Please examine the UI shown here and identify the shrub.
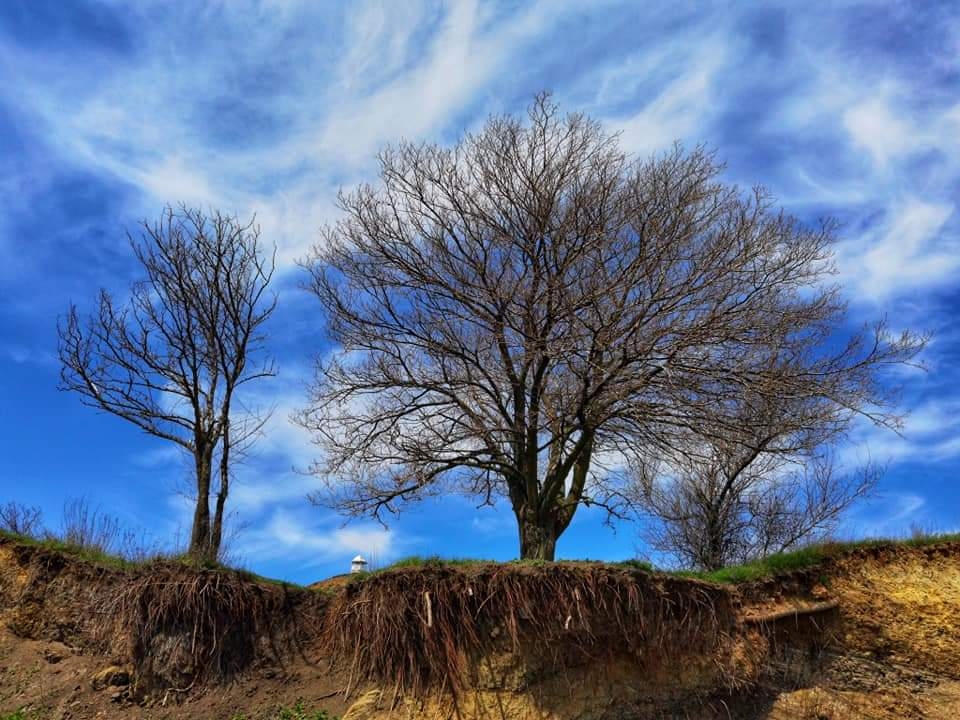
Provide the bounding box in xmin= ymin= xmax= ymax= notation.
xmin=0 ymin=502 xmax=43 ymax=537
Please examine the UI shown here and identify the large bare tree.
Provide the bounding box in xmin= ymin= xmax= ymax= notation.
xmin=59 ymin=206 xmax=276 ymax=563
xmin=629 ymin=372 xmax=881 ymax=570
xmin=297 ymin=95 xmax=924 ymax=560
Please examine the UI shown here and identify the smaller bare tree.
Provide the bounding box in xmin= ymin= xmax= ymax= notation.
xmin=58 ymin=206 xmax=276 ymax=563
xmin=630 ymin=379 xmax=880 ymax=571
xmin=0 ymin=502 xmax=44 ymax=538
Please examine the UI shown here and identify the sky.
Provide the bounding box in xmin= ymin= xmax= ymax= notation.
xmin=1 ymin=0 xmax=959 ymax=584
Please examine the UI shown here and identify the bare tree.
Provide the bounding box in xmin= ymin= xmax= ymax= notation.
xmin=629 ymin=380 xmax=880 ymax=570
xmin=297 ymin=95 xmax=924 ymax=560
xmin=0 ymin=501 xmax=43 ymax=538
xmin=59 ymin=206 xmax=276 ymax=563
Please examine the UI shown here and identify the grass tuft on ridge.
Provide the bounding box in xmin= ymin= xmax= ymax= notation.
xmin=0 ymin=529 xmax=301 ymax=589
xmin=675 ymin=532 xmax=960 ymax=583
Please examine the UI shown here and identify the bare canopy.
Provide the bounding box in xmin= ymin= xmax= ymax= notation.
xmin=630 ymin=369 xmax=882 ymax=571
xmin=58 ymin=206 xmax=276 ymax=563
xmin=298 ymin=95 xmax=924 ymax=561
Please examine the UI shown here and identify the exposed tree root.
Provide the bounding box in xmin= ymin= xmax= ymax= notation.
xmin=743 ymin=600 xmax=840 ymax=626
xmin=323 ymin=562 xmax=738 ymax=698
xmin=101 ymin=563 xmax=326 ymax=689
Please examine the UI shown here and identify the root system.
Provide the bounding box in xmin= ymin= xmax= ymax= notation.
xmin=323 ymin=562 xmax=737 ymax=697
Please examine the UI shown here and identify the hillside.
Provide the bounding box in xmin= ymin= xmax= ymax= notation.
xmin=2 ymin=536 xmax=960 ymax=719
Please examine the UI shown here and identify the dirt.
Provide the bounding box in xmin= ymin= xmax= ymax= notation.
xmin=742 ymin=544 xmax=960 ymax=719
xmin=0 ymin=626 xmax=355 ymax=719
xmin=830 ymin=547 xmax=960 ymax=677
xmin=3 ymin=539 xmax=960 ymax=719
xmin=0 ymin=541 xmax=356 ymax=719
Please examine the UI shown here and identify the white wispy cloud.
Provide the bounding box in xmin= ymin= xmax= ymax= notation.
xmin=843 ymin=92 xmax=917 ymax=168
xmin=1 ymin=0 xmax=582 ymax=273
xmin=849 ymin=491 xmax=927 ymax=538
xmin=1 ymin=344 xmax=56 ymax=367
xmin=236 ymin=507 xmax=397 ymax=568
xmin=723 ymin=27 xmax=960 ymax=305
xmin=470 ymin=511 xmax=514 ymax=538
xmin=130 ymin=444 xmax=186 ymax=470
xmin=837 ymin=197 xmax=957 ymax=302
xmin=229 ymin=471 xmax=321 ymax=514
xmin=843 ymin=90 xmax=960 ymax=171
xmin=238 ymin=386 xmax=317 ymax=470
xmin=610 ymin=39 xmax=728 ymax=157
xmin=841 ymin=396 xmax=960 ymax=469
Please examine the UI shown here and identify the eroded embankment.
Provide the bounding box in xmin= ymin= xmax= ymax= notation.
xmin=329 ymin=544 xmax=960 ymax=720
xmin=327 ymin=561 xmax=745 ymax=716
xmin=4 ymin=537 xmax=960 ymax=719
xmin=726 ymin=542 xmax=960 ymax=720
xmin=0 ymin=539 xmax=329 ymax=686
xmin=0 ymin=539 xmax=119 ymax=648
xmin=0 ymin=539 xmax=751 ymax=718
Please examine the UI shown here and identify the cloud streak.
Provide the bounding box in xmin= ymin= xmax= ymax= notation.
xmin=236 ymin=507 xmax=397 ymax=570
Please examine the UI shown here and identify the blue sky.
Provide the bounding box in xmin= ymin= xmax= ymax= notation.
xmin=1 ymin=0 xmax=959 ymax=583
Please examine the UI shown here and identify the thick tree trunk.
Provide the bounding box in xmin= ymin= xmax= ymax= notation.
xmin=702 ymin=517 xmax=725 ymax=572
xmin=189 ymin=447 xmax=214 ymax=563
xmin=519 ymin=517 xmax=558 ymax=561
xmin=703 ymin=549 xmax=724 ymax=572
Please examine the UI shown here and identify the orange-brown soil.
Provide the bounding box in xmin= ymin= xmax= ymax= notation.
xmin=740 ymin=545 xmax=960 ymax=719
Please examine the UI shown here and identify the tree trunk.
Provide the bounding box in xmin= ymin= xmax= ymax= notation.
xmin=189 ymin=447 xmax=214 ymax=563
xmin=703 ymin=517 xmax=725 ymax=572
xmin=519 ymin=517 xmax=558 ymax=561
xmin=210 ymin=420 xmax=230 ymax=563
xmin=211 ymin=487 xmax=227 ymax=563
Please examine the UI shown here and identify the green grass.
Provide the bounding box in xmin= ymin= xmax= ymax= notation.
xmin=1 ymin=708 xmax=44 ymax=720
xmin=344 ymin=555 xmax=493 ymax=580
xmin=0 ymin=529 xmax=140 ymax=570
xmin=230 ymin=701 xmax=337 ymax=720
xmin=0 ymin=529 xmax=217 ymax=571
xmin=353 ymin=555 xmax=630 ymax=581
xmin=276 ymin=702 xmax=335 ymax=720
xmin=233 ymin=567 xmax=302 ymax=589
xmin=614 ymin=558 xmax=657 ymax=572
xmin=382 ymin=555 xmax=495 ymax=569
xmin=374 ymin=556 xmax=656 ymax=573
xmin=0 ymin=530 xmax=300 ymax=587
xmin=673 ymin=532 xmax=960 ymax=584
xmin=346 ymin=554 xmax=595 ymax=583
xmin=348 ymin=533 xmax=960 ymax=586
xmin=677 ymin=545 xmax=829 ymax=583
xmin=890 ymin=531 xmax=960 ymax=548
xmin=7 ymin=524 xmax=960 ymax=591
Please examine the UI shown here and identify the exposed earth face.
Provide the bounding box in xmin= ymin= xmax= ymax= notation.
xmin=2 ymin=538 xmax=960 ymax=720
